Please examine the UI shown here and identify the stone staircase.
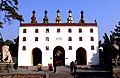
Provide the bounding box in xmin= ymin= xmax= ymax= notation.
xmin=76 ymin=65 xmax=112 ymax=78
xmin=49 ymin=73 xmax=73 ymax=78
xmin=49 ymin=66 xmax=74 ymax=78
xmin=14 ymin=65 xmax=113 ymax=78
xmin=76 ymin=71 xmax=112 ymax=78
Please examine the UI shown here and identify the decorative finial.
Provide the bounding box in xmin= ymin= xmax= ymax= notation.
xmin=57 ymin=10 xmax=60 ymax=17
xmin=68 ymin=10 xmax=72 ymax=13
xmin=95 ymin=19 xmax=97 ymax=23
xmin=57 ymin=10 xmax=60 ymax=13
xmin=43 ymin=10 xmax=49 ymax=23
xmin=67 ymin=10 xmax=73 ymax=23
xmin=81 ymin=11 xmax=84 ymax=16
xmin=68 ymin=10 xmax=72 ymax=17
xmin=44 ymin=10 xmax=48 ymax=16
xmin=79 ymin=10 xmax=85 ymax=23
xmin=32 ymin=10 xmax=36 ymax=14
xmin=56 ymin=10 xmax=61 ymax=23
xmin=31 ymin=10 xmax=37 ymax=23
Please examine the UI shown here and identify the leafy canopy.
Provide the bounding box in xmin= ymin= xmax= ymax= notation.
xmin=0 ymin=0 xmax=23 ymax=28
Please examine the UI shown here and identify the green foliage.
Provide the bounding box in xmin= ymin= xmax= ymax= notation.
xmin=100 ymin=22 xmax=120 ymax=69
xmin=0 ymin=0 xmax=23 ymax=27
xmin=111 ymin=24 xmax=120 ymax=43
xmin=4 ymin=39 xmax=13 ymax=46
xmin=103 ymin=33 xmax=110 ymax=44
xmin=103 ymin=22 xmax=120 ymax=45
xmin=10 ymin=36 xmax=19 ymax=57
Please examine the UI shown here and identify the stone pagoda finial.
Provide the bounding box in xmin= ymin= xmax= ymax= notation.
xmin=79 ymin=10 xmax=85 ymax=23
xmin=31 ymin=10 xmax=37 ymax=23
xmin=67 ymin=10 xmax=74 ymax=23
xmin=69 ymin=10 xmax=72 ymax=16
xmin=57 ymin=10 xmax=60 ymax=16
xmin=56 ymin=10 xmax=61 ymax=23
xmin=43 ymin=10 xmax=49 ymax=23
xmin=95 ymin=19 xmax=97 ymax=23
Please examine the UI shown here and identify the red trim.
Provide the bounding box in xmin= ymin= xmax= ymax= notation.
xmin=20 ymin=23 xmax=97 ymax=27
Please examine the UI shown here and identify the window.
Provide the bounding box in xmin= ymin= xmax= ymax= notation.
xmin=23 ymin=37 xmax=26 ymax=41
xmin=68 ymin=37 xmax=72 ymax=41
xmin=46 ymin=28 xmax=49 ymax=33
xmin=35 ymin=37 xmax=38 ymax=41
xmin=46 ymin=46 xmax=49 ymax=50
xmin=23 ymin=29 xmax=26 ymax=33
xmin=69 ymin=46 xmax=72 ymax=50
xmin=22 ymin=46 xmax=26 ymax=50
xmin=91 ymin=46 xmax=94 ymax=50
xmin=57 ymin=28 xmax=60 ymax=33
xmin=90 ymin=28 xmax=93 ymax=33
xmin=46 ymin=37 xmax=49 ymax=41
xmin=91 ymin=37 xmax=94 ymax=41
xmin=68 ymin=28 xmax=72 ymax=33
xmin=79 ymin=28 xmax=82 ymax=33
xmin=35 ymin=29 xmax=39 ymax=33
xmin=79 ymin=37 xmax=82 ymax=41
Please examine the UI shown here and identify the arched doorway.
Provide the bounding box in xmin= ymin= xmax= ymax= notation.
xmin=53 ymin=46 xmax=65 ymax=66
xmin=76 ymin=47 xmax=87 ymax=65
xmin=32 ymin=48 xmax=42 ymax=66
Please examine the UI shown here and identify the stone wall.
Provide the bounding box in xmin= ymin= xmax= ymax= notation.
xmin=0 ymin=73 xmax=46 ymax=78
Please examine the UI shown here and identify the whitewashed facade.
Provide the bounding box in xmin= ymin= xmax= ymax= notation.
xmin=18 ymin=10 xmax=99 ymax=66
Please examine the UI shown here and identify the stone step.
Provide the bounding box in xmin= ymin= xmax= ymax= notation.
xmin=77 ymin=65 xmax=90 ymax=68
xmin=77 ymin=65 xmax=105 ymax=70
xmin=0 ymin=73 xmax=46 ymax=78
xmin=76 ymin=71 xmax=112 ymax=78
xmin=49 ymin=73 xmax=74 ymax=78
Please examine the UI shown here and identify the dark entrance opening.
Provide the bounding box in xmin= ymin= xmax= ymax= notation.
xmin=32 ymin=48 xmax=42 ymax=66
xmin=53 ymin=46 xmax=65 ymax=66
xmin=76 ymin=47 xmax=87 ymax=65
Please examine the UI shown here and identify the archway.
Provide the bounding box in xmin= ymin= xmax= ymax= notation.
xmin=76 ymin=47 xmax=87 ymax=65
xmin=32 ymin=48 xmax=42 ymax=66
xmin=53 ymin=46 xmax=65 ymax=66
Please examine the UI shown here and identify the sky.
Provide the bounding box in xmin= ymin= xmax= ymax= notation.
xmin=1 ymin=0 xmax=120 ymax=42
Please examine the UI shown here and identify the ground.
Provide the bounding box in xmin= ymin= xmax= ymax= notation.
xmin=0 ymin=65 xmax=112 ymax=78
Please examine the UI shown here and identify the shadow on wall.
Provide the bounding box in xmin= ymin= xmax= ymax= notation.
xmin=88 ymin=48 xmax=99 ymax=65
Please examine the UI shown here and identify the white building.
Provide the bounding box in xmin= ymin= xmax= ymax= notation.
xmin=18 ymin=10 xmax=99 ymax=66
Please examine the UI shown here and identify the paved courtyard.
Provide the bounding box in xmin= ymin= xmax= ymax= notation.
xmin=0 ymin=65 xmax=112 ymax=78
xmin=13 ymin=66 xmax=73 ymax=78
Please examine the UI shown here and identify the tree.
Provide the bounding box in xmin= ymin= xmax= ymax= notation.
xmin=4 ymin=39 xmax=13 ymax=46
xmin=0 ymin=0 xmax=23 ymax=28
xmin=111 ymin=22 xmax=120 ymax=44
xmin=11 ymin=36 xmax=18 ymax=57
xmin=100 ymin=22 xmax=120 ymax=70
xmin=0 ymin=32 xmax=3 ymax=61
